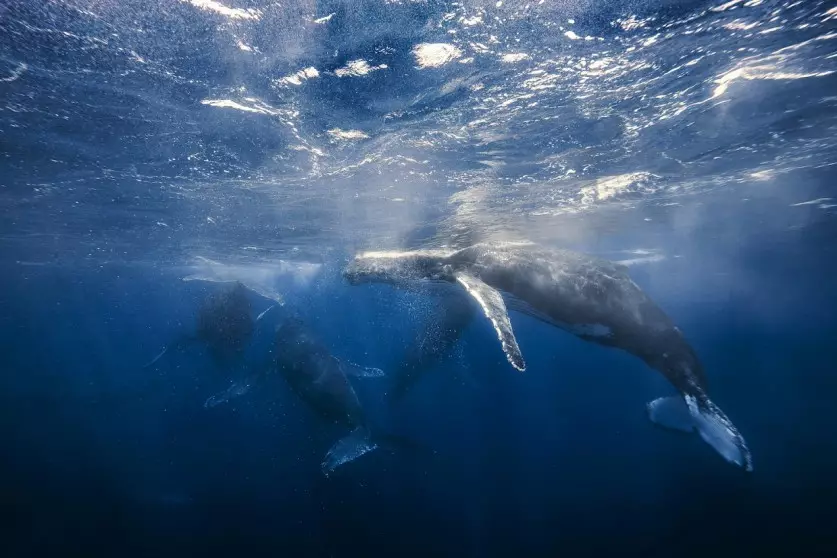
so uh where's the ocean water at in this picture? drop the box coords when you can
[2,0,837,556]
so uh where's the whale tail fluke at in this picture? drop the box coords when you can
[321,427,378,477]
[647,395,753,472]
[320,427,440,477]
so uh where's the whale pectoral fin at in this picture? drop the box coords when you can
[321,427,379,477]
[337,356,385,378]
[454,273,525,371]
[648,395,753,472]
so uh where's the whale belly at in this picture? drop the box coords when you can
[504,295,614,340]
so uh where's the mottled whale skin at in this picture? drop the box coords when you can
[274,318,366,430]
[344,242,752,472]
[202,311,386,475]
[272,317,384,476]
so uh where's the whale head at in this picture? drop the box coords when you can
[343,250,453,286]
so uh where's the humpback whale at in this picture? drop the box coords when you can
[267,317,384,475]
[343,241,753,471]
[143,282,276,369]
[390,288,476,403]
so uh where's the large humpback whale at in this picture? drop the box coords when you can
[343,241,753,471]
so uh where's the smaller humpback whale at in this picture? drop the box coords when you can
[265,317,384,476]
[343,241,753,471]
[390,288,476,403]
[143,282,277,370]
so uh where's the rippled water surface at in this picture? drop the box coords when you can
[3,0,835,263]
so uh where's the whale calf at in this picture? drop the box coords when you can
[143,282,268,369]
[344,241,752,471]
[390,288,476,403]
[271,317,385,476]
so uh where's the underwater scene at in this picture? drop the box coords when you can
[2,0,837,556]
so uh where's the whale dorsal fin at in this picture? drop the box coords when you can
[454,272,526,371]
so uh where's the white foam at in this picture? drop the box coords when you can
[461,15,483,26]
[500,53,529,63]
[791,197,832,206]
[200,98,279,116]
[280,66,319,85]
[413,43,462,68]
[313,13,335,24]
[181,0,261,20]
[579,172,659,204]
[334,59,387,77]
[327,128,369,140]
[1,62,27,83]
[710,0,743,12]
[357,249,452,260]
[616,254,666,266]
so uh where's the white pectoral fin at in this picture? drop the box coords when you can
[455,273,525,371]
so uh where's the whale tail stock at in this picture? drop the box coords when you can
[647,394,753,472]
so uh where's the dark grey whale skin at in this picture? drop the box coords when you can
[345,243,706,398]
[273,318,365,429]
[344,242,752,471]
[446,243,707,398]
[390,289,476,402]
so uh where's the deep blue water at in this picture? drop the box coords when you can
[2,0,837,556]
